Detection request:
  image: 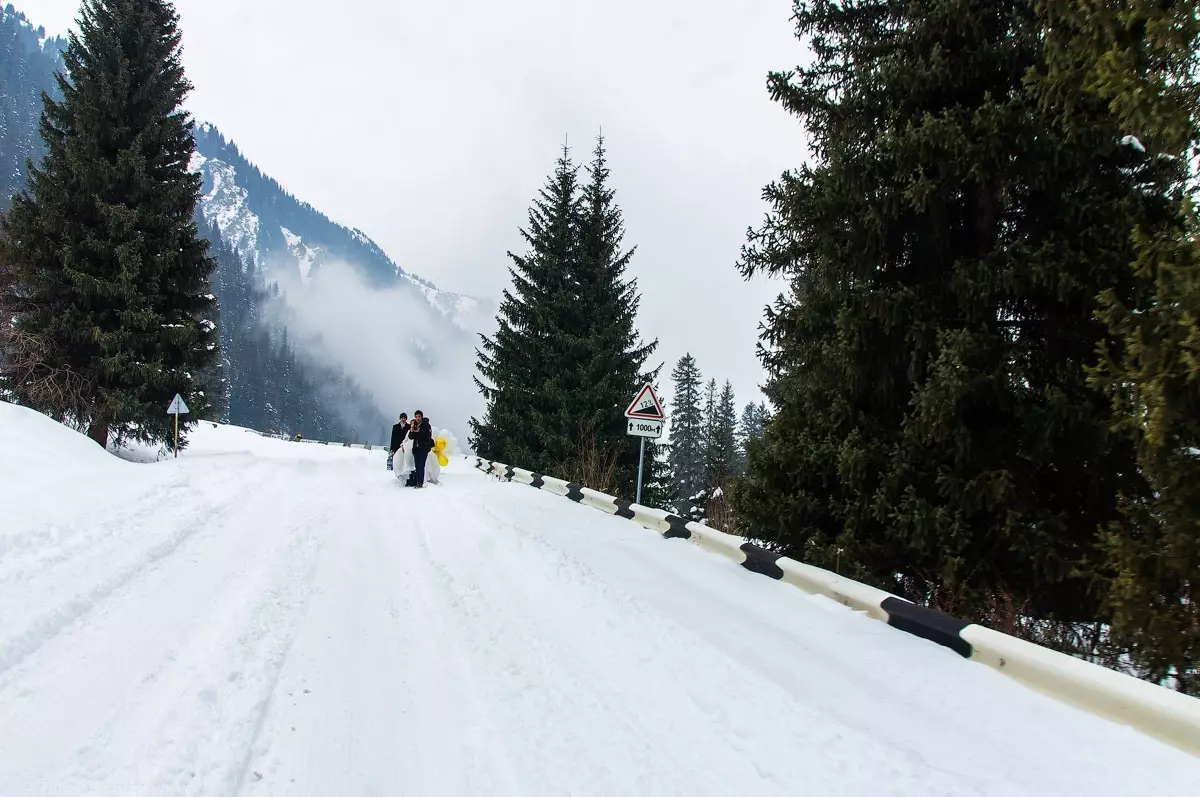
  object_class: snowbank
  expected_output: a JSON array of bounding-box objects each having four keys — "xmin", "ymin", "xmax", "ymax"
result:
[{"xmin": 0, "ymin": 402, "xmax": 129, "ymax": 492}]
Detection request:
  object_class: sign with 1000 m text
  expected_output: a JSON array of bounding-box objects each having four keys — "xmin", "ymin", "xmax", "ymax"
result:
[
  {"xmin": 625, "ymin": 383, "xmax": 665, "ymax": 503},
  {"xmin": 627, "ymin": 418, "xmax": 663, "ymax": 438}
]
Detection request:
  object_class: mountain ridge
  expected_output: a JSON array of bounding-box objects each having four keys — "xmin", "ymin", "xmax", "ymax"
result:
[{"xmin": 190, "ymin": 122, "xmax": 491, "ymax": 334}]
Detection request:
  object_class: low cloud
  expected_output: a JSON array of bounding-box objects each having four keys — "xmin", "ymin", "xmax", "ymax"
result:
[{"xmin": 267, "ymin": 260, "xmax": 493, "ymax": 449}]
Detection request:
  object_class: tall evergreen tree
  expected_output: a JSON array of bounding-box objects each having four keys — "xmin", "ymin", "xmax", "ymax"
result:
[
  {"xmin": 733, "ymin": 0, "xmax": 1143, "ymax": 627},
  {"xmin": 667, "ymin": 353, "xmax": 706, "ymax": 513},
  {"xmin": 471, "ymin": 146, "xmax": 580, "ymax": 474},
  {"xmin": 574, "ymin": 134, "xmax": 660, "ymax": 496},
  {"xmin": 708, "ymin": 379, "xmax": 738, "ymax": 487},
  {"xmin": 1, "ymin": 0, "xmax": 216, "ymax": 448},
  {"xmin": 191, "ymin": 302, "xmax": 223, "ymax": 422},
  {"xmin": 1034, "ymin": 0, "xmax": 1200, "ymax": 692},
  {"xmin": 700, "ymin": 377, "xmax": 718, "ymax": 482},
  {"xmin": 686, "ymin": 377, "xmax": 739, "ymax": 523},
  {"xmin": 735, "ymin": 400, "xmax": 768, "ymax": 475},
  {"xmin": 699, "ymin": 378, "xmax": 738, "ymax": 489},
  {"xmin": 472, "ymin": 135, "xmax": 659, "ymax": 498}
]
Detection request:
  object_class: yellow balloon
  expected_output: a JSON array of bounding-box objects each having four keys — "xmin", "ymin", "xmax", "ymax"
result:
[
  {"xmin": 434, "ymin": 437, "xmax": 447, "ymax": 452},
  {"xmin": 436, "ymin": 452, "xmax": 449, "ymax": 467}
]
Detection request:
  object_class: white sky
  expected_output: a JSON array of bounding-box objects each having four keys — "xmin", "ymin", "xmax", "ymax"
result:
[{"xmin": 30, "ymin": 0, "xmax": 808, "ymax": 411}]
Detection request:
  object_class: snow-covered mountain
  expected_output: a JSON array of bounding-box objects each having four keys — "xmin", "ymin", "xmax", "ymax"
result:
[
  {"xmin": 0, "ymin": 5, "xmax": 66, "ymax": 210},
  {"xmin": 190, "ymin": 124, "xmax": 492, "ymax": 336}
]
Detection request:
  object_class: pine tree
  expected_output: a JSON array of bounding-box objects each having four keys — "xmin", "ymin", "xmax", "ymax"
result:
[
  {"xmin": 572, "ymin": 134, "xmax": 659, "ymax": 496},
  {"xmin": 688, "ymin": 377, "xmax": 737, "ymax": 523},
  {"xmin": 192, "ymin": 301, "xmax": 224, "ymax": 422},
  {"xmin": 471, "ymin": 145, "xmax": 580, "ymax": 474},
  {"xmin": 637, "ymin": 438, "xmax": 673, "ymax": 510},
  {"xmin": 735, "ymin": 400, "xmax": 768, "ymax": 475},
  {"xmin": 471, "ymin": 135, "xmax": 658, "ymax": 497},
  {"xmin": 700, "ymin": 377, "xmax": 718, "ymax": 485},
  {"xmin": 1034, "ymin": 0, "xmax": 1200, "ymax": 692},
  {"xmin": 667, "ymin": 353, "xmax": 706, "ymax": 513},
  {"xmin": 699, "ymin": 378, "xmax": 737, "ymax": 491},
  {"xmin": 1, "ymin": 0, "xmax": 216, "ymax": 448},
  {"xmin": 711, "ymin": 380, "xmax": 738, "ymax": 486},
  {"xmin": 732, "ymin": 0, "xmax": 1143, "ymax": 627}
]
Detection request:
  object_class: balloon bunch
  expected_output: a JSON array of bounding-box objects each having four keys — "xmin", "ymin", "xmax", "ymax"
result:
[{"xmin": 433, "ymin": 436, "xmax": 449, "ymax": 467}]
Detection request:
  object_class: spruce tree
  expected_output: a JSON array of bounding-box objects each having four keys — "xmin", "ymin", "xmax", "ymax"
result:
[
  {"xmin": 2, "ymin": 0, "xmax": 216, "ymax": 447},
  {"xmin": 700, "ymin": 378, "xmax": 718, "ymax": 483},
  {"xmin": 699, "ymin": 378, "xmax": 738, "ymax": 490},
  {"xmin": 471, "ymin": 146, "xmax": 580, "ymax": 474},
  {"xmin": 637, "ymin": 438, "xmax": 673, "ymax": 509},
  {"xmin": 733, "ymin": 0, "xmax": 1143, "ymax": 626},
  {"xmin": 735, "ymin": 401, "xmax": 768, "ymax": 475},
  {"xmin": 472, "ymin": 135, "xmax": 658, "ymax": 497},
  {"xmin": 573, "ymin": 134, "xmax": 659, "ymax": 496},
  {"xmin": 1034, "ymin": 0, "xmax": 1200, "ymax": 692},
  {"xmin": 667, "ymin": 353, "xmax": 706, "ymax": 513},
  {"xmin": 711, "ymin": 380, "xmax": 738, "ymax": 486}
]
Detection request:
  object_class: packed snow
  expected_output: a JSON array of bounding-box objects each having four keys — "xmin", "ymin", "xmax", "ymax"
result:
[{"xmin": 0, "ymin": 400, "xmax": 1197, "ymax": 796}]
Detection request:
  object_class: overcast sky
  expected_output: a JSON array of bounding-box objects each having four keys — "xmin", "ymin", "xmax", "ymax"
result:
[{"xmin": 33, "ymin": 0, "xmax": 808, "ymax": 412}]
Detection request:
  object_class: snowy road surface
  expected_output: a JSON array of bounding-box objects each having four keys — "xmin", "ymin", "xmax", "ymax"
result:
[{"xmin": 1, "ymin": 404, "xmax": 1197, "ymax": 796}]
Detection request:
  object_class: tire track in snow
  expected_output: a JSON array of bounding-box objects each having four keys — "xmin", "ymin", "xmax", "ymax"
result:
[
  {"xmin": 0, "ymin": 457, "xmax": 260, "ymax": 580},
  {"xmin": 0, "ymin": 458, "xmax": 335, "ymax": 796},
  {"xmin": 234, "ymin": 469, "xmax": 526, "ymax": 797},
  {"xmin": 393, "ymin": 496, "xmax": 525, "ymax": 796},
  {"xmin": 0, "ymin": 464, "xmax": 189, "ymax": 576},
  {"xmin": 220, "ymin": 497, "xmax": 338, "ymax": 797},
  {"xmin": 0, "ymin": 463, "xmax": 275, "ymax": 683}
]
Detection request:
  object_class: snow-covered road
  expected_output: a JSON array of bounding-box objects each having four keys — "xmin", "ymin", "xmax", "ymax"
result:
[{"xmin": 1, "ymin": 404, "xmax": 1197, "ymax": 796}]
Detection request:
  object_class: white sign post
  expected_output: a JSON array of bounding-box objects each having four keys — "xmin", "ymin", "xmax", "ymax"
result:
[
  {"xmin": 624, "ymin": 383, "xmax": 665, "ymax": 505},
  {"xmin": 166, "ymin": 393, "xmax": 190, "ymax": 458}
]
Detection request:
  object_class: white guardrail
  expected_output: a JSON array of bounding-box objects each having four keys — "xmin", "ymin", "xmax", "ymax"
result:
[{"xmin": 473, "ymin": 456, "xmax": 1200, "ymax": 758}]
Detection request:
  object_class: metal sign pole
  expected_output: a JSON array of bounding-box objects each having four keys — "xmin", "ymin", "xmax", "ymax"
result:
[
  {"xmin": 635, "ymin": 436, "xmax": 646, "ymax": 505},
  {"xmin": 174, "ymin": 412, "xmax": 179, "ymax": 458}
]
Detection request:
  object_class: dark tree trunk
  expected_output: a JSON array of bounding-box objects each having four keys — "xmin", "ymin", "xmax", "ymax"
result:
[{"xmin": 87, "ymin": 421, "xmax": 108, "ymax": 448}]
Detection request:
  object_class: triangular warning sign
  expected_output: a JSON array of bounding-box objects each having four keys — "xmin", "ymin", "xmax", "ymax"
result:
[
  {"xmin": 624, "ymin": 383, "xmax": 664, "ymax": 420},
  {"xmin": 166, "ymin": 394, "xmax": 190, "ymax": 415}
]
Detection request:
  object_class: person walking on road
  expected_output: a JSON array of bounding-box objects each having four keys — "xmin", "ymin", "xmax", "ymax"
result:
[
  {"xmin": 406, "ymin": 411, "xmax": 433, "ymax": 488},
  {"xmin": 388, "ymin": 413, "xmax": 409, "ymax": 471}
]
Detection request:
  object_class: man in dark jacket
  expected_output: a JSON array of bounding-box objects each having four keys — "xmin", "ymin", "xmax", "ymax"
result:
[
  {"xmin": 406, "ymin": 410, "xmax": 434, "ymax": 487},
  {"xmin": 388, "ymin": 413, "xmax": 409, "ymax": 471}
]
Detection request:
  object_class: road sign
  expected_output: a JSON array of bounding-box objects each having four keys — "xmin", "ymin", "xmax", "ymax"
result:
[
  {"xmin": 625, "ymin": 384, "xmax": 667, "ymax": 505},
  {"xmin": 624, "ymin": 383, "xmax": 664, "ymax": 420},
  {"xmin": 626, "ymin": 418, "xmax": 664, "ymax": 439},
  {"xmin": 166, "ymin": 394, "xmax": 189, "ymax": 458}
]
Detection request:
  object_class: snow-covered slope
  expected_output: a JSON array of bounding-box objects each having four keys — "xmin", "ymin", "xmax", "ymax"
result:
[
  {"xmin": 1, "ymin": 401, "xmax": 1198, "ymax": 795},
  {"xmin": 191, "ymin": 150, "xmax": 260, "ymax": 267},
  {"xmin": 190, "ymin": 124, "xmax": 490, "ymax": 334},
  {"xmin": 400, "ymin": 271, "xmax": 489, "ymax": 331},
  {"xmin": 280, "ymin": 227, "xmax": 322, "ymax": 285},
  {"xmin": 0, "ymin": 5, "xmax": 66, "ymax": 211}
]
